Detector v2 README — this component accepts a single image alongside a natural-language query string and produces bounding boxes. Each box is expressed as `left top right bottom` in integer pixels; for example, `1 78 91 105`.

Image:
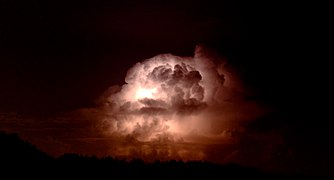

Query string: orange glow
100 46 265 154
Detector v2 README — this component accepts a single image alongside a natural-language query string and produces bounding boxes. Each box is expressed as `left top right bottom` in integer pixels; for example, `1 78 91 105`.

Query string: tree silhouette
0 131 326 178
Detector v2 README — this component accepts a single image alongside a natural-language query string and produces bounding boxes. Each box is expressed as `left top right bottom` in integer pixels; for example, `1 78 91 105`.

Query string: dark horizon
1 131 331 178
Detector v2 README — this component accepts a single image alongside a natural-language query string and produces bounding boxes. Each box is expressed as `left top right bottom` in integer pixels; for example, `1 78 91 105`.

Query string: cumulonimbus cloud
98 45 265 146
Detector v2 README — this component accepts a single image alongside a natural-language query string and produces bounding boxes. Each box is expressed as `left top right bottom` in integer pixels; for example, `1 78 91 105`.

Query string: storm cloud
97 45 265 151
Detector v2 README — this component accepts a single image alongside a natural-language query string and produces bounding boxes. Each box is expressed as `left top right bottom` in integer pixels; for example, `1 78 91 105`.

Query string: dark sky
0 0 296 114
1 0 332 175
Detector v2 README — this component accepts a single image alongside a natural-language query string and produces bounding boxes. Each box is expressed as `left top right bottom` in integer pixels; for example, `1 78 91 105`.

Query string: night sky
0 0 331 176
1 0 289 113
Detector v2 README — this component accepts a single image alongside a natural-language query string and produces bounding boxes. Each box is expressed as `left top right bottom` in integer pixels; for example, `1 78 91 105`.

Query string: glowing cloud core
100 46 262 146
135 88 157 100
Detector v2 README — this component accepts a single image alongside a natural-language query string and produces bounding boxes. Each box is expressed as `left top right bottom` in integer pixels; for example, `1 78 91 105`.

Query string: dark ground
1 131 331 178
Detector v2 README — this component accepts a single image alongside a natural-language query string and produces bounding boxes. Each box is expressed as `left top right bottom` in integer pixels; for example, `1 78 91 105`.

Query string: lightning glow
98 46 264 161
135 88 157 100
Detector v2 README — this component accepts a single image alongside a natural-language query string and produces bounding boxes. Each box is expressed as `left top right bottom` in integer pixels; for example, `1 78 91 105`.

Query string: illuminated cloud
99 45 265 147
0 46 277 168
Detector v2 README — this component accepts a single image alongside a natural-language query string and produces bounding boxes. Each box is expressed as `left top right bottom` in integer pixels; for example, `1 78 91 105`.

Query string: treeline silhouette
0 131 322 178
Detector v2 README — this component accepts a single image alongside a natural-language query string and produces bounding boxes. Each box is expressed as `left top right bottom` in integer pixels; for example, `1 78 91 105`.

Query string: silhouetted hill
0 131 330 178
0 131 51 162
